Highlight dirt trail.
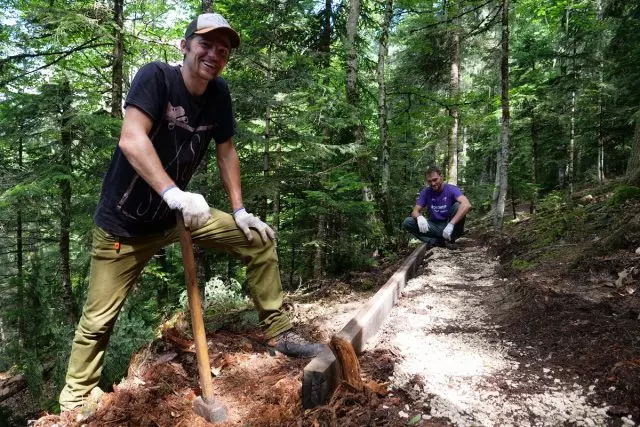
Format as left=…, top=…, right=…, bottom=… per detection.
left=367, top=236, right=636, bottom=426
left=23, top=235, right=640, bottom=426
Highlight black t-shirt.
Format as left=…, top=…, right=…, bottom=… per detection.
left=94, top=62, right=236, bottom=237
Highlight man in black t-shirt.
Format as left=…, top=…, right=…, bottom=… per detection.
left=59, top=13, right=324, bottom=412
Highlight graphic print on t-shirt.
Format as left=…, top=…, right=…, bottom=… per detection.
left=431, top=194, right=449, bottom=218
left=116, top=102, right=211, bottom=223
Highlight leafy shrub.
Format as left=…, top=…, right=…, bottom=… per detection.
left=180, top=276, right=249, bottom=314
left=535, top=191, right=565, bottom=215
left=608, top=185, right=640, bottom=206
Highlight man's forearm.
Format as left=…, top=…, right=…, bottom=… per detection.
left=411, top=205, right=423, bottom=219
left=119, top=130, right=174, bottom=195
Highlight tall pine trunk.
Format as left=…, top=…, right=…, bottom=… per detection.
left=346, top=0, right=369, bottom=201
left=262, top=44, right=273, bottom=220
left=530, top=105, right=539, bottom=213
left=448, top=30, right=460, bottom=185
left=377, top=0, right=393, bottom=237
left=110, top=0, right=124, bottom=119
left=59, top=80, right=77, bottom=324
left=17, top=134, right=25, bottom=351
left=494, top=0, right=510, bottom=230
left=627, top=117, right=640, bottom=185
left=596, top=0, right=605, bottom=184
left=313, top=0, right=332, bottom=279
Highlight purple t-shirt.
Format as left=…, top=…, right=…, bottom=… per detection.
left=416, top=184, right=463, bottom=222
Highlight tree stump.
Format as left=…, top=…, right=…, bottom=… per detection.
left=329, top=336, right=363, bottom=391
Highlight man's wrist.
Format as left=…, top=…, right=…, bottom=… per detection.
left=160, top=185, right=178, bottom=196
left=233, top=206, right=245, bottom=215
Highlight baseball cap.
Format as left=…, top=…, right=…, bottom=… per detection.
left=185, top=13, right=240, bottom=48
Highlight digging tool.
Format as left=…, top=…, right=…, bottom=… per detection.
left=176, top=212, right=227, bottom=423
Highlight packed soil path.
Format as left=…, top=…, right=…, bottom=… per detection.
left=366, top=236, right=638, bottom=427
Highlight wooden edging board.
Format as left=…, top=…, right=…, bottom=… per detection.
left=302, top=243, right=429, bottom=409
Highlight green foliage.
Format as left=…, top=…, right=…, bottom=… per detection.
left=180, top=276, right=250, bottom=315
left=511, top=259, right=537, bottom=270
left=535, top=191, right=566, bottom=215
left=608, top=185, right=640, bottom=206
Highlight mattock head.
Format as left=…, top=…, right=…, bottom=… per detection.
left=193, top=395, right=227, bottom=423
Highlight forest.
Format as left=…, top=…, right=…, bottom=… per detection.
left=1, top=0, right=640, bottom=424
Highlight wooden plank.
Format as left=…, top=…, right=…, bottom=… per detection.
left=302, top=244, right=429, bottom=408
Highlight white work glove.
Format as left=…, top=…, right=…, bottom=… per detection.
left=233, top=208, right=276, bottom=243
left=162, top=186, right=211, bottom=230
left=417, top=216, right=429, bottom=234
left=442, top=222, right=455, bottom=241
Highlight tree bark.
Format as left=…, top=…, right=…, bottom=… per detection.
left=110, top=0, right=124, bottom=119
left=377, top=0, right=394, bottom=237
left=262, top=44, right=273, bottom=220
left=17, top=133, right=25, bottom=350
left=202, top=0, right=213, bottom=13
left=59, top=80, right=77, bottom=324
left=494, top=0, right=510, bottom=230
left=530, top=105, right=539, bottom=213
left=345, top=0, right=369, bottom=200
left=447, top=30, right=460, bottom=185
left=313, top=0, right=332, bottom=278
left=626, top=117, right=640, bottom=186
left=345, top=0, right=360, bottom=107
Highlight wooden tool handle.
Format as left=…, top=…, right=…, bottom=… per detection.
left=175, top=212, right=215, bottom=402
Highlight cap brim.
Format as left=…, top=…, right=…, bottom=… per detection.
left=193, top=27, right=240, bottom=48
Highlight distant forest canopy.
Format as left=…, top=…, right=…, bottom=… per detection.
left=1, top=0, right=639, bottom=411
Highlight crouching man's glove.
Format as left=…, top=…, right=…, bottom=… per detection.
left=233, top=207, right=276, bottom=243
left=417, top=215, right=429, bottom=234
left=162, top=186, right=211, bottom=229
left=442, top=222, right=455, bottom=241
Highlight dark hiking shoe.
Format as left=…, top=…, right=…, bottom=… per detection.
left=269, top=330, right=326, bottom=358
left=444, top=241, right=459, bottom=250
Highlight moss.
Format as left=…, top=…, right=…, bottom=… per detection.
left=608, top=185, right=640, bottom=206
left=511, top=259, right=537, bottom=270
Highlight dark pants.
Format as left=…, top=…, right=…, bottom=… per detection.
left=402, top=202, right=465, bottom=245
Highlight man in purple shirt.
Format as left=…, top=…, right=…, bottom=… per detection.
left=403, top=166, right=472, bottom=248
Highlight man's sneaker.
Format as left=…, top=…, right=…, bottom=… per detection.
left=268, top=330, right=326, bottom=358
left=444, top=241, right=459, bottom=250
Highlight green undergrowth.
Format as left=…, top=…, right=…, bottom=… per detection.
left=499, top=182, right=640, bottom=272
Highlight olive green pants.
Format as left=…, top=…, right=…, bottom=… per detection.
left=59, top=208, right=291, bottom=411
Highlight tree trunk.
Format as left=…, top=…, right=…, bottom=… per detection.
left=494, top=0, right=510, bottom=230
left=491, top=149, right=501, bottom=214
left=313, top=0, right=332, bottom=277
left=627, top=117, right=640, bottom=185
left=447, top=30, right=460, bottom=185
left=377, top=0, right=393, bottom=237
left=272, top=143, right=281, bottom=234
left=313, top=216, right=325, bottom=280
left=110, top=0, right=124, bottom=119
left=262, top=44, right=273, bottom=220
left=530, top=105, right=539, bottom=213
left=568, top=90, right=576, bottom=194
left=59, top=80, right=77, bottom=324
left=202, top=0, right=213, bottom=12
left=596, top=0, right=605, bottom=184
left=17, top=134, right=25, bottom=350
left=345, top=0, right=369, bottom=199
left=345, top=0, right=360, bottom=107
